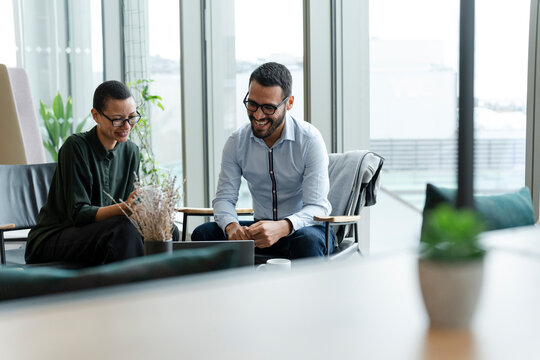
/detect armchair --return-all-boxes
[0,163,57,265]
[315,150,384,259]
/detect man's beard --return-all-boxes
[249,111,285,139]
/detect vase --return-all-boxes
[144,238,173,256]
[418,257,484,328]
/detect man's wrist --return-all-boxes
[283,218,293,235]
[225,222,238,237]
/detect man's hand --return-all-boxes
[247,220,292,248]
[225,222,251,240]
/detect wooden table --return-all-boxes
[1,227,539,359]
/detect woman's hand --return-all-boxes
[125,190,139,212]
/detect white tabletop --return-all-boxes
[1,227,540,359]
[481,225,540,257]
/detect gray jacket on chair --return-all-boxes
[327,150,384,243]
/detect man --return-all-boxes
[26,80,176,265]
[192,62,334,259]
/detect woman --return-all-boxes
[26,80,164,265]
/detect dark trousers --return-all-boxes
[191,221,334,259]
[28,216,179,266]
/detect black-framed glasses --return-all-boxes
[99,110,141,127]
[243,92,289,115]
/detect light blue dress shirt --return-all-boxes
[213,113,332,234]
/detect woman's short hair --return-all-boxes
[93,80,133,112]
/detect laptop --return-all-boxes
[172,240,254,267]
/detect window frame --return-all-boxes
[527,0,540,221]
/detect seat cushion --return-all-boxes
[423,183,535,231]
[0,245,239,301]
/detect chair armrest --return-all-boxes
[174,207,253,215]
[174,207,214,215]
[0,224,16,230]
[313,215,361,223]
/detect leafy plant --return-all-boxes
[420,204,486,261]
[127,79,164,184]
[40,92,88,161]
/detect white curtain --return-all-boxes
[123,0,149,83]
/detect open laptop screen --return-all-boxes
[173,240,254,267]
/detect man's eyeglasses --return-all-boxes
[99,110,141,127]
[243,92,289,115]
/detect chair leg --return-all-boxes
[354,223,363,256]
[181,213,188,242]
[325,222,330,256]
[1,230,6,265]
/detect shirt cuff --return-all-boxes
[285,216,299,234]
[74,205,100,226]
[217,215,239,234]
[284,218,295,236]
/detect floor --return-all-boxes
[369,187,423,255]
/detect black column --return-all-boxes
[457,0,475,209]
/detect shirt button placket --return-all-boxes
[268,148,278,221]
[104,157,111,202]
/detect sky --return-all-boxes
[146,0,303,62]
[233,0,303,61]
[370,0,530,101]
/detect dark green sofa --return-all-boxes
[0,245,239,301]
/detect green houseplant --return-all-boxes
[418,204,487,328]
[127,79,165,184]
[40,92,88,162]
[420,204,486,261]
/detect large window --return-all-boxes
[1,0,103,160]
[148,0,183,191]
[205,0,304,207]
[370,0,529,210]
[475,0,529,195]
[0,1,17,67]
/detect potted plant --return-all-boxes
[127,79,164,184]
[40,92,88,161]
[106,172,181,255]
[418,204,486,328]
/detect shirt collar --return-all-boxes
[87,126,119,160]
[280,113,296,142]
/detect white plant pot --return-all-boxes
[418,257,484,328]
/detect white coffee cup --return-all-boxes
[257,258,292,271]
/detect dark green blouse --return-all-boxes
[26,126,140,261]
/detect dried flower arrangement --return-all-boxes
[105,173,181,242]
